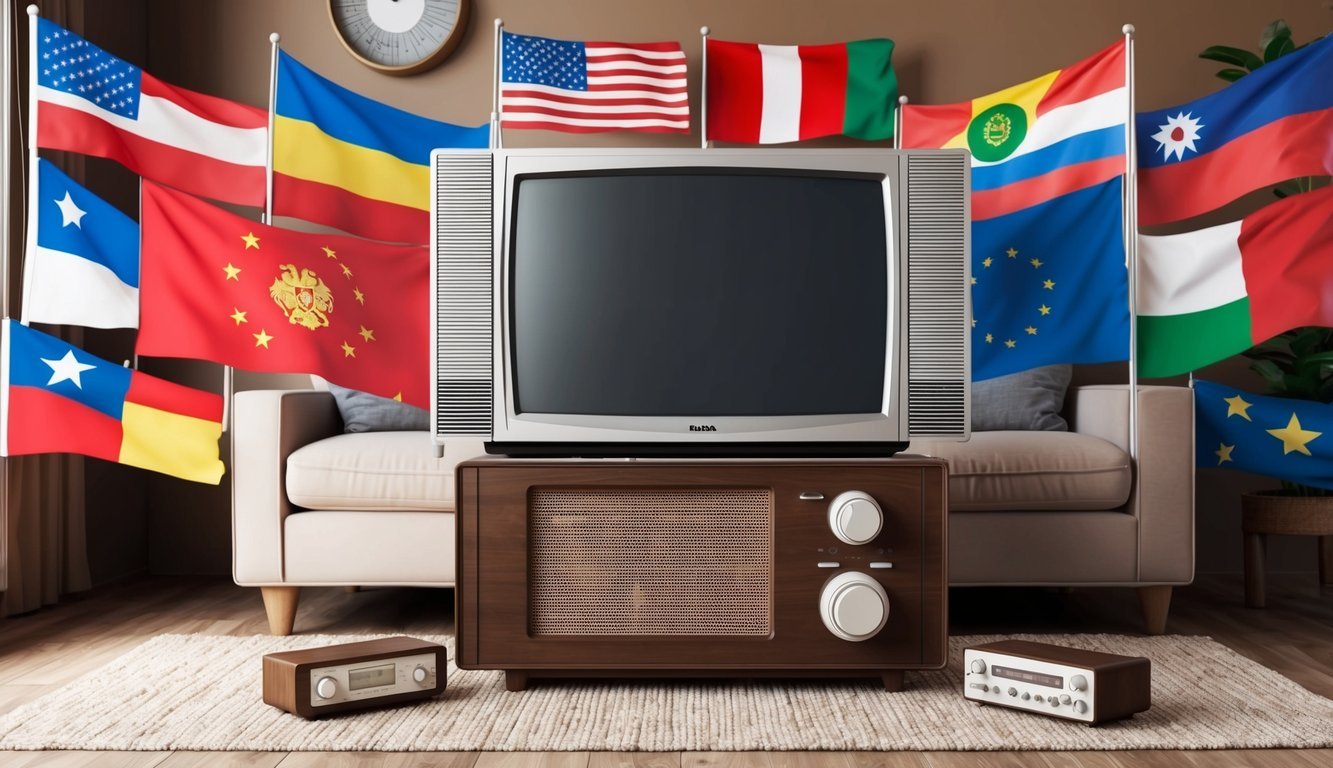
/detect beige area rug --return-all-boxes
[0,633,1330,752]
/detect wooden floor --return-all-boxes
[0,573,1330,767]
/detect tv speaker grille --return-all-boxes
[528,489,772,636]
[433,152,493,436]
[906,153,969,438]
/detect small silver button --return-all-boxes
[817,562,840,568]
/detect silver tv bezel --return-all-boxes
[488,148,908,448]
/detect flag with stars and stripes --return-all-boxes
[1194,379,1333,490]
[500,31,689,133]
[33,16,267,207]
[22,159,140,329]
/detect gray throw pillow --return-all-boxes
[971,364,1072,431]
[326,382,428,433]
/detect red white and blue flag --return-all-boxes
[500,31,689,133]
[34,17,267,207]
[1137,35,1333,227]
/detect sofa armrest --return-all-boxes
[232,390,342,584]
[1067,384,1195,583]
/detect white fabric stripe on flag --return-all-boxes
[24,246,140,329]
[500,113,688,129]
[501,97,689,115]
[1137,220,1247,316]
[500,83,686,103]
[37,86,266,167]
[758,44,802,144]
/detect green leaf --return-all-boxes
[1289,327,1325,356]
[1216,68,1249,82]
[1250,359,1288,390]
[1199,45,1263,70]
[1260,19,1292,51]
[1264,32,1295,62]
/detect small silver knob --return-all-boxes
[1007,687,1018,697]
[315,676,338,700]
[1060,694,1072,705]
[413,666,429,684]
[1070,674,1088,692]
[969,659,987,675]
[1073,700,1089,715]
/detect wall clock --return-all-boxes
[328,0,471,76]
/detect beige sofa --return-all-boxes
[233,384,1192,636]
[911,384,1195,633]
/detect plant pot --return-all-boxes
[1239,490,1333,608]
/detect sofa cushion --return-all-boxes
[908,431,1131,511]
[285,432,485,511]
[972,364,1072,431]
[325,382,429,433]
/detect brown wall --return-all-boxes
[110,1,1330,574]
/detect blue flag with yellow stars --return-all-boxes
[970,177,1129,381]
[1195,379,1333,490]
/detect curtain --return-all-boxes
[1,0,92,617]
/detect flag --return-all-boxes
[23,159,139,328]
[705,38,895,143]
[34,17,266,207]
[1137,36,1333,227]
[1137,185,1333,378]
[0,320,223,484]
[970,179,1129,380]
[135,182,429,407]
[900,41,1129,379]
[900,40,1126,221]
[273,51,488,245]
[1194,379,1333,490]
[500,32,689,133]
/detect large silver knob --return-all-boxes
[819,571,890,641]
[1070,674,1088,692]
[969,659,987,675]
[827,491,883,545]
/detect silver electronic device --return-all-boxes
[963,640,1150,725]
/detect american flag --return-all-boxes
[500,32,689,133]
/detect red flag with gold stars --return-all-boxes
[136,182,428,407]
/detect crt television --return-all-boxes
[431,148,970,457]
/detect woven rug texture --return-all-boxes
[0,633,1330,751]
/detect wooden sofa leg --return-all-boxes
[261,586,301,636]
[1137,585,1172,635]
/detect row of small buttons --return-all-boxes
[967,683,1088,714]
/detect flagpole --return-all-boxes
[19,6,37,326]
[0,1,15,592]
[1123,23,1139,463]
[492,18,503,149]
[700,26,709,148]
[265,33,278,220]
[895,95,907,150]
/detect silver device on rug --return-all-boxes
[262,636,446,719]
[963,640,1151,725]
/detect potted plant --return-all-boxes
[1201,21,1333,605]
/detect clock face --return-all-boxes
[329,0,470,75]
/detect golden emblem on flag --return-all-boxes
[982,112,1012,148]
[269,264,333,330]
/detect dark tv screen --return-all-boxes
[510,171,889,416]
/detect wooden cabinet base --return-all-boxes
[456,458,948,689]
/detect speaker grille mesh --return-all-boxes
[432,152,493,436]
[529,489,772,636]
[906,153,969,438]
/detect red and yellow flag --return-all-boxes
[136,182,428,407]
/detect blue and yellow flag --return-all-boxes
[1195,379,1333,490]
[273,51,488,245]
[970,178,1128,381]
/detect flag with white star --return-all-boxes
[0,319,224,484]
[501,31,689,133]
[33,16,266,207]
[1195,379,1333,490]
[23,159,140,328]
[1136,35,1333,227]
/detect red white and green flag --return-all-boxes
[705,38,896,143]
[1137,185,1333,378]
